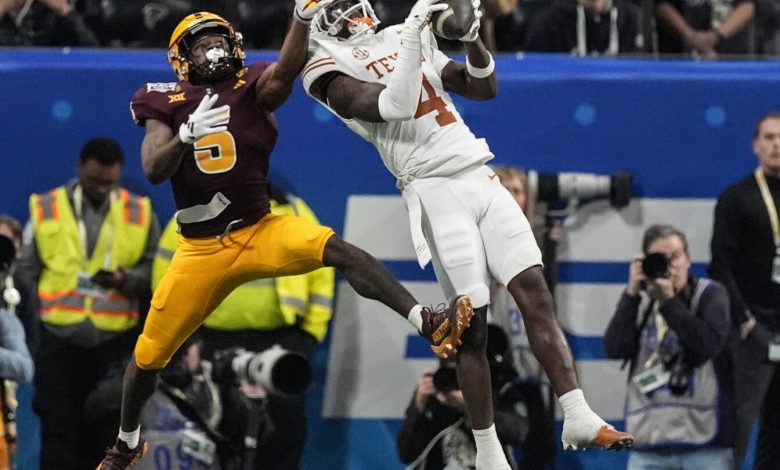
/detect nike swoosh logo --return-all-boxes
[488,173,498,180]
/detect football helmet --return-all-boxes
[168,12,246,84]
[311,0,380,40]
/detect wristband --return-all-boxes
[466,53,494,79]
[294,9,311,24]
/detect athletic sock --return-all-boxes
[473,424,510,469]
[118,425,141,450]
[408,304,423,332]
[559,388,593,420]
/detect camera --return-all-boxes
[0,235,15,272]
[660,348,691,396]
[432,367,459,392]
[212,345,312,398]
[527,170,633,210]
[641,253,670,280]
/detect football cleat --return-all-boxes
[562,420,634,451]
[420,295,474,358]
[96,438,149,469]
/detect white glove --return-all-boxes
[459,0,483,42]
[295,0,335,23]
[178,94,230,145]
[405,0,448,32]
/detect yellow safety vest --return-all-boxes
[152,196,335,341]
[30,186,152,332]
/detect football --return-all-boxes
[430,0,476,41]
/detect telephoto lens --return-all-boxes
[641,253,669,279]
[432,367,459,392]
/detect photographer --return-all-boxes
[0,216,34,470]
[397,341,529,469]
[603,225,736,469]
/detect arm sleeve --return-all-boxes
[659,282,731,363]
[377,27,424,121]
[603,292,642,360]
[0,309,33,383]
[709,190,749,323]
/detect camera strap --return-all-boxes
[157,381,230,447]
[754,168,780,284]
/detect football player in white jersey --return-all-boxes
[301,0,634,468]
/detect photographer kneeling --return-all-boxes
[604,225,736,469]
[397,341,529,469]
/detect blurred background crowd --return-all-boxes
[1,0,779,57]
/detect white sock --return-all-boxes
[408,304,423,332]
[473,424,509,467]
[118,425,141,450]
[559,388,595,420]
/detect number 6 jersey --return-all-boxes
[130,63,276,238]
[302,26,493,189]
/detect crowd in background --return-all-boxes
[0,0,778,57]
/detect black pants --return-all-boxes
[730,332,780,470]
[199,326,317,470]
[32,327,135,470]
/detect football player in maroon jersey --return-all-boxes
[97,6,475,468]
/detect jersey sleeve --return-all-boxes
[244,61,272,87]
[424,30,453,75]
[301,38,341,97]
[129,84,176,128]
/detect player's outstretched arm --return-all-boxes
[256,0,334,110]
[439,0,497,100]
[314,0,446,122]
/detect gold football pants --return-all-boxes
[135,213,334,369]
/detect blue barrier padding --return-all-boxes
[2,49,779,230]
[383,260,709,284]
[557,261,709,283]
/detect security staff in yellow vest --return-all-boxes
[18,137,161,470]
[152,182,335,470]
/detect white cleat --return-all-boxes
[561,415,634,451]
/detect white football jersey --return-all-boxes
[302,26,493,188]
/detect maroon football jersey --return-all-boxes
[130,62,278,238]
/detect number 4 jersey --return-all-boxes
[302,26,493,188]
[130,63,276,238]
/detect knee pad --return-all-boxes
[134,334,172,370]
